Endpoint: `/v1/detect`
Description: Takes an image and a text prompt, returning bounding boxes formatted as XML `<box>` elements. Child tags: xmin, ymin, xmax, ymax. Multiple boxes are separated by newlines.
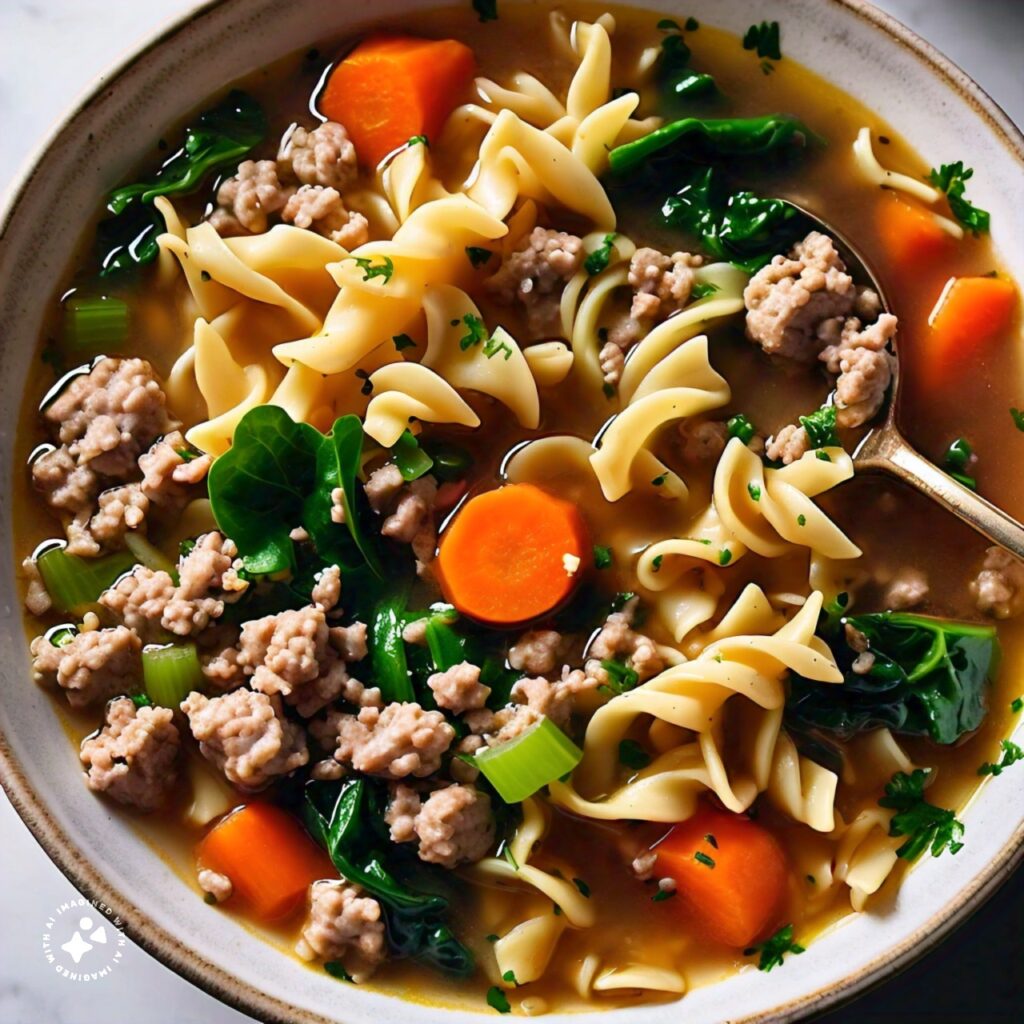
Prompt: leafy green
<box><xmin>393</xmin><ymin>333</ymin><xmax>417</xmax><ymax>352</ymax></box>
<box><xmin>656</xmin><ymin>21</ymin><xmax>716</xmax><ymax>102</ymax></box>
<box><xmin>370</xmin><ymin>594</ymin><xmax>416</xmax><ymax>703</ymax></box>
<box><xmin>208</xmin><ymin>407</ymin><xmax>383</xmax><ymax>577</ymax></box>
<box><xmin>351</xmin><ymin>256</ymin><xmax>394</xmax><ymax>283</ymax></box>
<box><xmin>599</xmin><ymin>658</ymin><xmax>639</xmax><ymax>694</ymax></box>
<box><xmin>943</xmin><ymin>436</ymin><xmax>976</xmax><ymax>490</ymax></box>
<box><xmin>742</xmin><ymin>21</ymin><xmax>782</xmax><ymax>61</ymax></box>
<box><xmin>726</xmin><ymin>413</ymin><xmax>756</xmax><ymax>444</ymax></box>
<box><xmin>879</xmin><ymin>769</ymin><xmax>965</xmax><ymax>859</ymax></box>
<box><xmin>304</xmin><ymin>779</ymin><xmax>474</xmax><ymax>975</ymax></box>
<box><xmin>593</xmin><ymin>545</ymin><xmax>613</xmax><ymax>570</ymax></box>
<box><xmin>100</xmin><ymin>91</ymin><xmax>265</xmax><ymax>275</ymax></box>
<box><xmin>609</xmin><ymin>113</ymin><xmax>813</xmax><ymax>176</ymax></box>
<box><xmin>392</xmin><ymin>431</ymin><xmax>434</xmax><ymax>482</ymax></box>
<box><xmin>799</xmin><ymin>405</ymin><xmax>840</xmax><ymax>448</ymax></box>
<box><xmin>978</xmin><ymin>739</ymin><xmax>1023</xmax><ymax>777</ymax></box>
<box><xmin>584</xmin><ymin>233</ymin><xmax>617</xmax><ymax>275</ymax></box>
<box><xmin>928</xmin><ymin>162</ymin><xmax>990</xmax><ymax>234</ymax></box>
<box><xmin>744</xmin><ymin>924</ymin><xmax>804</xmax><ymax>971</ymax></box>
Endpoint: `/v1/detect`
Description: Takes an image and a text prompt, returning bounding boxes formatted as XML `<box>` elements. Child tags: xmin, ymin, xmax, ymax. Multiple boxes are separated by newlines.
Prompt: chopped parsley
<box><xmin>1012</xmin><ymin>696</ymin><xmax>1024</xmax><ymax>713</ymax></box>
<box><xmin>690</xmin><ymin>281</ymin><xmax>720</xmax><ymax>300</ymax></box>
<box><xmin>131</xmin><ymin>692</ymin><xmax>153</xmax><ymax>708</ymax></box>
<box><xmin>685</xmin><ymin>16</ymin><xmax>699</xmax><ymax>31</ymax></box>
<box><xmin>978</xmin><ymin>739</ymin><xmax>1023</xmax><ymax>777</ymax></box>
<box><xmin>611</xmin><ymin>591</ymin><xmax>637</xmax><ymax>612</ymax></box>
<box><xmin>602</xmin><ymin>381</ymin><xmax>616</xmax><ymax>399</ymax></box>
<box><xmin>694</xmin><ymin>851</ymin><xmax>716</xmax><ymax>869</ymax></box>
<box><xmin>324</xmin><ymin>961</ymin><xmax>353</xmax><ymax>982</ymax></box>
<box><xmin>200</xmin><ymin>270</ymin><xmax>211</xmax><ymax>282</ymax></box>
<box><xmin>657</xmin><ymin>17</ymin><xmax>681</xmax><ymax>30</ymax></box>
<box><xmin>502</xmin><ymin>969</ymin><xmax>518</xmax><ymax>986</ymax></box>
<box><xmin>483</xmin><ymin>330</ymin><xmax>514</xmax><ymax>361</ymax></box>
<box><xmin>473</xmin><ymin>0</ymin><xmax>498</xmax><ymax>23</ymax></box>
<box><xmin>651</xmin><ymin>554</ymin><xmax>664</xmax><ymax>572</ymax></box>
<box><xmin>651</xmin><ymin>473</ymin><xmax>667</xmax><ymax>487</ymax></box>
<box><xmin>727</xmin><ymin>413</ymin><xmax>756</xmax><ymax>445</ymax></box>
<box><xmin>485</xmin><ymin>933</ymin><xmax>499</xmax><ymax>943</ymax></box>
<box><xmin>742</xmin><ymin>21</ymin><xmax>782</xmax><ymax>61</ymax></box>
<box><xmin>407</xmin><ymin>133</ymin><xmax>429</xmax><ymax>147</ymax></box>
<box><xmin>573</xmin><ymin>877</ymin><xmax>592</xmax><ymax>898</ymax></box>
<box><xmin>744</xmin><ymin>923</ymin><xmax>804</xmax><ymax>972</ymax></box>
<box><xmin>718</xmin><ymin>548</ymin><xmax>732</xmax><ymax>566</ymax></box>
<box><xmin>943</xmin><ymin>437</ymin><xmax>976</xmax><ymax>490</ymax></box>
<box><xmin>704</xmin><ymin>833</ymin><xmax>718</xmax><ymax>848</ymax></box>
<box><xmin>799</xmin><ymin>405</ymin><xmax>840</xmax><ymax>449</ymax></box>
<box><xmin>466</xmin><ymin>246</ymin><xmax>493</xmax><ymax>268</ymax></box>
<box><xmin>600</xmin><ymin>658</ymin><xmax>640</xmax><ymax>694</ymax></box>
<box><xmin>584</xmin><ymin>233</ymin><xmax>617</xmax><ymax>275</ymax></box>
<box><xmin>928</xmin><ymin>161</ymin><xmax>990</xmax><ymax>234</ymax></box>
<box><xmin>797</xmin><ymin>514</ymin><xmax>807</xmax><ymax>526</ymax></box>
<box><xmin>351</xmin><ymin>255</ymin><xmax>394</xmax><ymax>283</ymax></box>
<box><xmin>1011</xmin><ymin>408</ymin><xmax>1024</xmax><ymax>432</ymax></box>
<box><xmin>879</xmin><ymin>769</ymin><xmax>965</xmax><ymax>860</ymax></box>
<box><xmin>486</xmin><ymin>985</ymin><xmax>511</xmax><ymax>1013</ymax></box>
<box><xmin>651</xmin><ymin>888</ymin><xmax>676</xmax><ymax>902</ymax></box>
<box><xmin>593</xmin><ymin>545</ymin><xmax>613</xmax><ymax>569</ymax></box>
<box><xmin>619</xmin><ymin>739</ymin><xmax>651</xmax><ymax>770</ymax></box>
<box><xmin>747</xmin><ymin>483</ymin><xmax>761</xmax><ymax>502</ymax></box>
<box><xmin>459</xmin><ymin>313</ymin><xmax>489</xmax><ymax>351</ymax></box>
<box><xmin>815</xmin><ymin>450</ymin><xmax>832</xmax><ymax>462</ymax></box>
<box><xmin>392</xmin><ymin>333</ymin><xmax>416</xmax><ymax>352</ymax></box>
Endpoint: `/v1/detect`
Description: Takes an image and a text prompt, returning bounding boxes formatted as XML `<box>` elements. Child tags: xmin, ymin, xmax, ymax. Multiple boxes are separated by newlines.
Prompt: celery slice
<box><xmin>474</xmin><ymin>717</ymin><xmax>583</xmax><ymax>804</ymax></box>
<box><xmin>124</xmin><ymin>532</ymin><xmax>178</xmax><ymax>577</ymax></box>
<box><xmin>142</xmin><ymin>642</ymin><xmax>203</xmax><ymax>707</ymax></box>
<box><xmin>62</xmin><ymin>295</ymin><xmax>129</xmax><ymax>352</ymax></box>
<box><xmin>35</xmin><ymin>546</ymin><xmax>135</xmax><ymax>614</ymax></box>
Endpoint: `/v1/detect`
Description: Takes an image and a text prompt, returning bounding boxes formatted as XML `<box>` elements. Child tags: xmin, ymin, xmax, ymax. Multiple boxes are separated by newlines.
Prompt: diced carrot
<box><xmin>926</xmin><ymin>275</ymin><xmax>1017</xmax><ymax>381</ymax></box>
<box><xmin>321</xmin><ymin>34</ymin><xmax>476</xmax><ymax>168</ymax></box>
<box><xmin>197</xmin><ymin>803</ymin><xmax>335</xmax><ymax>920</ymax></box>
<box><xmin>876</xmin><ymin>192</ymin><xmax>954</xmax><ymax>271</ymax></box>
<box><xmin>654</xmin><ymin>803</ymin><xmax>790</xmax><ymax>948</ymax></box>
<box><xmin>436</xmin><ymin>483</ymin><xmax>589</xmax><ymax>626</ymax></box>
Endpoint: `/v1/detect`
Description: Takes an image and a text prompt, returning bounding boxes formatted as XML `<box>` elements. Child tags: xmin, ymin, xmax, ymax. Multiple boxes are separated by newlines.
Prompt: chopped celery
<box><xmin>392</xmin><ymin>431</ymin><xmax>434</xmax><ymax>482</ymax></box>
<box><xmin>35</xmin><ymin>545</ymin><xmax>135</xmax><ymax>614</ymax></box>
<box><xmin>142</xmin><ymin>642</ymin><xmax>203</xmax><ymax>707</ymax></box>
<box><xmin>62</xmin><ymin>295</ymin><xmax>129</xmax><ymax>352</ymax></box>
<box><xmin>474</xmin><ymin>717</ymin><xmax>583</xmax><ymax>803</ymax></box>
<box><xmin>124</xmin><ymin>532</ymin><xmax>178</xmax><ymax>577</ymax></box>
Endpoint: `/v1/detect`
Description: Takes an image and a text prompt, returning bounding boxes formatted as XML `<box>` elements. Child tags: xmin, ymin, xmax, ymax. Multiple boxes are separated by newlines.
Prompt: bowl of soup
<box><xmin>1</xmin><ymin>0</ymin><xmax>1021</xmax><ymax>1021</ymax></box>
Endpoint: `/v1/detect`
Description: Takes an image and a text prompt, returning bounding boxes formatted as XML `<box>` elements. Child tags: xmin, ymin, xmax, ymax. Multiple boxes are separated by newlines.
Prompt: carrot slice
<box><xmin>321</xmin><ymin>34</ymin><xmax>476</xmax><ymax>168</ymax></box>
<box><xmin>435</xmin><ymin>483</ymin><xmax>589</xmax><ymax>626</ymax></box>
<box><xmin>876</xmin><ymin>192</ymin><xmax>954</xmax><ymax>271</ymax></box>
<box><xmin>926</xmin><ymin>275</ymin><xmax>1017</xmax><ymax>381</ymax></box>
<box><xmin>197</xmin><ymin>803</ymin><xmax>335</xmax><ymax>920</ymax></box>
<box><xmin>654</xmin><ymin>803</ymin><xmax>790</xmax><ymax>948</ymax></box>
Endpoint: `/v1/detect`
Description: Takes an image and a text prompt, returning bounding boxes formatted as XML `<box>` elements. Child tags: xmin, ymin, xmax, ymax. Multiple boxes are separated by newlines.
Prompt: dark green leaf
<box><xmin>978</xmin><ymin>739</ymin><xmax>1023</xmax><ymax>777</ymax></box>
<box><xmin>486</xmin><ymin>986</ymin><xmax>511</xmax><ymax>1013</ymax></box>
<box><xmin>742</xmin><ymin>21</ymin><xmax>782</xmax><ymax>61</ymax></box>
<box><xmin>392</xmin><ymin>431</ymin><xmax>434</xmax><ymax>482</ymax></box>
<box><xmin>928</xmin><ymin>162</ymin><xmax>990</xmax><ymax>234</ymax></box>
<box><xmin>879</xmin><ymin>769</ymin><xmax>965</xmax><ymax>859</ymax></box>
<box><xmin>584</xmin><ymin>233</ymin><xmax>617</xmax><ymax>275</ymax></box>
<box><xmin>690</xmin><ymin>281</ymin><xmax>720</xmax><ymax>300</ymax></box>
<box><xmin>799</xmin><ymin>405</ymin><xmax>840</xmax><ymax>449</ymax></box>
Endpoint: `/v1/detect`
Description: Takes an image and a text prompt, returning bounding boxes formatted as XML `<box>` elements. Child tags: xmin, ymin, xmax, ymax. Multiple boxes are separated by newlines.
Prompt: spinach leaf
<box><xmin>304</xmin><ymin>779</ymin><xmax>474</xmax><ymax>976</ymax></box>
<box><xmin>370</xmin><ymin>594</ymin><xmax>416</xmax><ymax>703</ymax></box>
<box><xmin>786</xmin><ymin>612</ymin><xmax>999</xmax><ymax>745</ymax></box>
<box><xmin>656</xmin><ymin>23</ymin><xmax>716</xmax><ymax>103</ymax></box>
<box><xmin>99</xmin><ymin>91</ymin><xmax>265</xmax><ymax>276</ymax></box>
<box><xmin>661</xmin><ymin>164</ymin><xmax>811</xmax><ymax>273</ymax></box>
<box><xmin>207</xmin><ymin>405</ymin><xmax>321</xmax><ymax>575</ymax></box>
<box><xmin>608</xmin><ymin>113</ymin><xmax>814</xmax><ymax>175</ymax></box>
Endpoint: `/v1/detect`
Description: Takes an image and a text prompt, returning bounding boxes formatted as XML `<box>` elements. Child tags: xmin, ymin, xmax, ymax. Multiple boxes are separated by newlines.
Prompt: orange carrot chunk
<box><xmin>927</xmin><ymin>275</ymin><xmax>1017</xmax><ymax>377</ymax></box>
<box><xmin>876</xmin><ymin>192</ymin><xmax>954</xmax><ymax>270</ymax></box>
<box><xmin>197</xmin><ymin>803</ymin><xmax>335</xmax><ymax>920</ymax></box>
<box><xmin>436</xmin><ymin>483</ymin><xmax>589</xmax><ymax>626</ymax></box>
<box><xmin>654</xmin><ymin>803</ymin><xmax>790</xmax><ymax>949</ymax></box>
<box><xmin>321</xmin><ymin>34</ymin><xmax>476</xmax><ymax>168</ymax></box>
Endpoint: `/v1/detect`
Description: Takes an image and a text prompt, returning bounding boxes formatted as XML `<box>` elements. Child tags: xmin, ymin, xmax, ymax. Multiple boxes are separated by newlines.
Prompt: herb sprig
<box><xmin>879</xmin><ymin>769</ymin><xmax>965</xmax><ymax>860</ymax></box>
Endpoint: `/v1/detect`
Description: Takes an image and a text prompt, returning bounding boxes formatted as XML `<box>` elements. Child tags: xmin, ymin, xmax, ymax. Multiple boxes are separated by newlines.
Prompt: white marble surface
<box><xmin>0</xmin><ymin>2</ymin><xmax>1021</xmax><ymax>1023</ymax></box>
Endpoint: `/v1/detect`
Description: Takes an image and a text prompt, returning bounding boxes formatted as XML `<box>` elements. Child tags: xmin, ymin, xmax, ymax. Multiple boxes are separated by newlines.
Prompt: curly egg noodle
<box><xmin>149</xmin><ymin>10</ymin><xmax>923</xmax><ymax>998</ymax></box>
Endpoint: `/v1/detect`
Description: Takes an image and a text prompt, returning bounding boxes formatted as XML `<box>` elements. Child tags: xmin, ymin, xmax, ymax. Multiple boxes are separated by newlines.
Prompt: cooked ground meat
<box><xmin>883</xmin><ymin>567</ymin><xmax>930</xmax><ymax>610</ymax></box>
<box><xmin>382</xmin><ymin>477</ymin><xmax>438</xmax><ymax>563</ymax></box>
<box><xmin>324</xmin><ymin>702</ymin><xmax>454</xmax><ymax>779</ymax></box>
<box><xmin>365</xmin><ymin>464</ymin><xmax>405</xmax><ymax>512</ymax></box>
<box><xmin>21</xmin><ymin>556</ymin><xmax>52</xmax><ymax>616</ymax></box>
<box><xmin>311</xmin><ymin>565</ymin><xmax>342</xmax><ymax>613</ymax></box>
<box><xmin>678</xmin><ymin>419</ymin><xmax>729</xmax><ymax>465</ymax></box>
<box><xmin>31</xmin><ymin>626</ymin><xmax>141</xmax><ymax>710</ymax></box>
<box><xmin>31</xmin><ymin>445</ymin><xmax>97</xmax><ymax>515</ymax></box>
<box><xmin>197</xmin><ymin>626</ymin><xmax>247</xmax><ymax>691</ymax></box>
<box><xmin>402</xmin><ymin>618</ymin><xmax>429</xmax><ymax>646</ymax></box>
<box><xmin>766</xmin><ymin>423</ymin><xmax>811</xmax><ymax>465</ymax></box>
<box><xmin>197</xmin><ymin>869</ymin><xmax>233</xmax><ymax>904</ymax></box>
<box><xmin>295</xmin><ymin>880</ymin><xmax>386</xmax><ymax>982</ymax></box>
<box><xmin>466</xmin><ymin>704</ymin><xmax>543</xmax><ymax>748</ymax></box>
<box><xmin>211</xmin><ymin>159</ymin><xmax>293</xmax><ymax>235</ymax></box>
<box><xmin>330</xmin><ymin>487</ymin><xmax>346</xmax><ymax>524</ymax></box>
<box><xmin>412</xmin><ymin>785</ymin><xmax>494</xmax><ymax>868</ymax></box>
<box><xmin>508</xmin><ymin>629</ymin><xmax>564</xmax><ymax>676</ymax></box>
<box><xmin>586</xmin><ymin>598</ymin><xmax>664</xmax><ymax>683</ymax></box>
<box><xmin>181</xmin><ymin>689</ymin><xmax>308</xmax><ymax>789</ymax></box>
<box><xmin>484</xmin><ymin>226</ymin><xmax>584</xmax><ymax>337</ymax></box>
<box><xmin>384</xmin><ymin>783</ymin><xmax>422</xmax><ymax>843</ymax></box>
<box><xmin>282</xmin><ymin>185</ymin><xmax>369</xmax><ymax>249</ymax></box>
<box><xmin>427</xmin><ymin>661</ymin><xmax>491</xmax><ymax>714</ymax></box>
<box><xmin>80</xmin><ymin>697</ymin><xmax>179</xmax><ymax>811</ymax></box>
<box><xmin>100</xmin><ymin>566</ymin><xmax>177</xmax><ymax>640</ymax></box>
<box><xmin>85</xmin><ymin>484</ymin><xmax>149</xmax><ymax>552</ymax></box>
<box><xmin>743</xmin><ymin>232</ymin><xmax>856</xmax><ymax>363</ymax></box>
<box><xmin>329</xmin><ymin>622</ymin><xmax>368</xmax><ymax>663</ymax></box>
<box><xmin>628</xmin><ymin>247</ymin><xmax>702</xmax><ymax>321</ymax></box>
<box><xmin>819</xmin><ymin>314</ymin><xmax>898</xmax><ymax>427</ymax></box>
<box><xmin>278</xmin><ymin>121</ymin><xmax>359</xmax><ymax>191</ymax></box>
<box><xmin>510</xmin><ymin>666</ymin><xmax>598</xmax><ymax>728</ymax></box>
<box><xmin>632</xmin><ymin>850</ymin><xmax>657</xmax><ymax>881</ymax></box>
<box><xmin>45</xmin><ymin>357</ymin><xmax>175</xmax><ymax>478</ymax></box>
<box><xmin>972</xmin><ymin>546</ymin><xmax>1024</xmax><ymax>619</ymax></box>
<box><xmin>138</xmin><ymin>431</ymin><xmax>211</xmax><ymax>508</ymax></box>
<box><xmin>599</xmin><ymin>340</ymin><xmax>625</xmax><ymax>387</ymax></box>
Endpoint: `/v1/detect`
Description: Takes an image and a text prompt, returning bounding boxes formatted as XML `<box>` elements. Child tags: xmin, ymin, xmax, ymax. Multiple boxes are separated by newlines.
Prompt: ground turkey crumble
<box><xmin>365</xmin><ymin>464</ymin><xmax>439</xmax><ymax>566</ymax></box>
<box><xmin>31</xmin><ymin>626</ymin><xmax>141</xmax><ymax>710</ymax></box>
<box><xmin>385</xmin><ymin>784</ymin><xmax>494</xmax><ymax>868</ymax></box>
<box><xmin>181</xmin><ymin>689</ymin><xmax>308</xmax><ymax>789</ymax></box>
<box><xmin>972</xmin><ymin>546</ymin><xmax>1024</xmax><ymax>618</ymax></box>
<box><xmin>79</xmin><ymin>697</ymin><xmax>180</xmax><ymax>811</ymax></box>
<box><xmin>508</xmin><ymin>629</ymin><xmax>565</xmax><ymax>676</ymax></box>
<box><xmin>882</xmin><ymin>567</ymin><xmax>930</xmax><ymax>610</ymax></box>
<box><xmin>585</xmin><ymin>597</ymin><xmax>665</xmax><ymax>686</ymax></box>
<box><xmin>282</xmin><ymin>185</ymin><xmax>369</xmax><ymax>249</ymax></box>
<box><xmin>296</xmin><ymin>880</ymin><xmax>386</xmax><ymax>982</ymax></box>
<box><xmin>427</xmin><ymin>661</ymin><xmax>491</xmax><ymax>714</ymax></box>
<box><xmin>484</xmin><ymin>226</ymin><xmax>584</xmax><ymax>337</ymax></box>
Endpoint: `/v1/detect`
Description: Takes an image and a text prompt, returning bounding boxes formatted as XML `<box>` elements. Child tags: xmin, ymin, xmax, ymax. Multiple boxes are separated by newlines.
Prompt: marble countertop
<box><xmin>0</xmin><ymin>2</ymin><xmax>1021</xmax><ymax>1023</ymax></box>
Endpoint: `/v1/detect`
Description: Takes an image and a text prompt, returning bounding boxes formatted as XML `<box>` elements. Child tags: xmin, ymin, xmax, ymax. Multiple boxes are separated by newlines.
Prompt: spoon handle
<box><xmin>858</xmin><ymin>429</ymin><xmax>1024</xmax><ymax>559</ymax></box>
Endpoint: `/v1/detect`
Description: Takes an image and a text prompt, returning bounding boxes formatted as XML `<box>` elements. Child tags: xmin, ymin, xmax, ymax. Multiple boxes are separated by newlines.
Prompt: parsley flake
<box><xmin>351</xmin><ymin>255</ymin><xmax>394</xmax><ymax>283</ymax></box>
<box><xmin>978</xmin><ymin>739</ymin><xmax>1023</xmax><ymax>777</ymax></box>
<box><xmin>742</xmin><ymin>21</ymin><xmax>782</xmax><ymax>61</ymax></box>
<box><xmin>619</xmin><ymin>739</ymin><xmax>651</xmax><ymax>770</ymax></box>
<box><xmin>131</xmin><ymin>692</ymin><xmax>153</xmax><ymax>708</ymax></box>
<box><xmin>324</xmin><ymin>961</ymin><xmax>353</xmax><ymax>982</ymax></box>
<box><xmin>745</xmin><ymin>924</ymin><xmax>804</xmax><ymax>971</ymax></box>
<box><xmin>459</xmin><ymin>313</ymin><xmax>488</xmax><ymax>351</ymax></box>
<box><xmin>392</xmin><ymin>333</ymin><xmax>416</xmax><ymax>352</ymax></box>
<box><xmin>815</xmin><ymin>450</ymin><xmax>832</xmax><ymax>462</ymax></box>
<box><xmin>652</xmin><ymin>888</ymin><xmax>676</xmax><ymax>902</ymax></box>
<box><xmin>694</xmin><ymin>851</ymin><xmax>716</xmax><ymax>868</ymax></box>
<box><xmin>1011</xmin><ymin>408</ymin><xmax>1024</xmax><ymax>432</ymax></box>
<box><xmin>943</xmin><ymin>437</ymin><xmax>976</xmax><ymax>490</ymax></box>
<box><xmin>690</xmin><ymin>281</ymin><xmax>720</xmax><ymax>300</ymax></box>
<box><xmin>407</xmin><ymin>133</ymin><xmax>429</xmax><ymax>147</ymax></box>
<box><xmin>483</xmin><ymin>329</ymin><xmax>514</xmax><ymax>361</ymax></box>
<box><xmin>799</xmin><ymin>405</ymin><xmax>839</xmax><ymax>449</ymax></box>
<box><xmin>502</xmin><ymin>969</ymin><xmax>518</xmax><ymax>986</ymax></box>
<box><xmin>685</xmin><ymin>16</ymin><xmax>699</xmax><ymax>31</ymax></box>
<box><xmin>486</xmin><ymin>933</ymin><xmax>499</xmax><ymax>943</ymax></box>
<box><xmin>594</xmin><ymin>545</ymin><xmax>613</xmax><ymax>569</ymax></box>
<box><xmin>718</xmin><ymin>548</ymin><xmax>732</xmax><ymax>566</ymax></box>
<box><xmin>657</xmin><ymin>18</ymin><xmax>681</xmax><ymax>31</ymax></box>
<box><xmin>584</xmin><ymin>233</ymin><xmax>617</xmax><ymax>275</ymax></box>
<box><xmin>651</xmin><ymin>473</ymin><xmax>667</xmax><ymax>487</ymax></box>
<box><xmin>704</xmin><ymin>833</ymin><xmax>718</xmax><ymax>848</ymax></box>
<box><xmin>600</xmin><ymin>658</ymin><xmax>640</xmax><ymax>694</ymax></box>
<box><xmin>928</xmin><ymin>161</ymin><xmax>990</xmax><ymax>234</ymax></box>
<box><xmin>797</xmin><ymin>513</ymin><xmax>807</xmax><ymax>526</ymax></box>
<box><xmin>727</xmin><ymin>413</ymin><xmax>756</xmax><ymax>445</ymax></box>
<box><xmin>1012</xmin><ymin>696</ymin><xmax>1024</xmax><ymax>714</ymax></box>
<box><xmin>573</xmin><ymin>877</ymin><xmax>592</xmax><ymax>898</ymax></box>
<box><xmin>748</xmin><ymin>482</ymin><xmax>761</xmax><ymax>502</ymax></box>
<box><xmin>880</xmin><ymin>769</ymin><xmax>965</xmax><ymax>860</ymax></box>
<box><xmin>652</xmin><ymin>554</ymin><xmax>664</xmax><ymax>572</ymax></box>
<box><xmin>486</xmin><ymin>985</ymin><xmax>511</xmax><ymax>1013</ymax></box>
<box><xmin>466</xmin><ymin>246</ymin><xmax>493</xmax><ymax>268</ymax></box>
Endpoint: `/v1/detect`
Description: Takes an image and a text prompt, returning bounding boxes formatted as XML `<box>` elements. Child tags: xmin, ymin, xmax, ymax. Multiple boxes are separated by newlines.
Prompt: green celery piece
<box><xmin>62</xmin><ymin>295</ymin><xmax>129</xmax><ymax>353</ymax></box>
<box><xmin>35</xmin><ymin>546</ymin><xmax>135</xmax><ymax>615</ymax></box>
<box><xmin>475</xmin><ymin>717</ymin><xmax>583</xmax><ymax>803</ymax></box>
<box><xmin>142</xmin><ymin>643</ymin><xmax>203</xmax><ymax>707</ymax></box>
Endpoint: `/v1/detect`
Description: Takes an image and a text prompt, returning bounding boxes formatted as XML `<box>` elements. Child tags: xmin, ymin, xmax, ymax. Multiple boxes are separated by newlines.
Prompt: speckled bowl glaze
<box><xmin>1</xmin><ymin>1</ymin><xmax>1021</xmax><ymax>1021</ymax></box>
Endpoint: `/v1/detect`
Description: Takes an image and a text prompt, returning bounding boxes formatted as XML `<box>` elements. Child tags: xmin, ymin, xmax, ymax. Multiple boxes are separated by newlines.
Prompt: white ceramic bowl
<box><xmin>1</xmin><ymin>1</ymin><xmax>1021</xmax><ymax>1021</ymax></box>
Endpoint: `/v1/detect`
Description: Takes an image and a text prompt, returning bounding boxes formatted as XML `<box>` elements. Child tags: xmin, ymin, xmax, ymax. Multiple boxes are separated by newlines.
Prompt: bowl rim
<box><xmin>1</xmin><ymin>1</ymin><xmax>1022</xmax><ymax>1022</ymax></box>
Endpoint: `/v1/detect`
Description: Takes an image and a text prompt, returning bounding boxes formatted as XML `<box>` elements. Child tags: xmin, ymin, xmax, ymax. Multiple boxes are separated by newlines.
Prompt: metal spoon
<box><xmin>790</xmin><ymin>204</ymin><xmax>1024</xmax><ymax>559</ymax></box>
